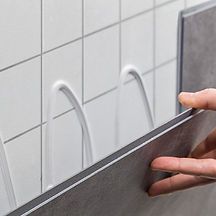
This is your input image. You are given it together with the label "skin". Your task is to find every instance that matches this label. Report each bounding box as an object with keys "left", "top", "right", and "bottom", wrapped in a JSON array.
[{"left": 148, "top": 88, "right": 216, "bottom": 197}]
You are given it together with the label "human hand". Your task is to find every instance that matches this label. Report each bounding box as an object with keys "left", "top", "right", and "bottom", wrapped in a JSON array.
[{"left": 148, "top": 88, "right": 216, "bottom": 197}]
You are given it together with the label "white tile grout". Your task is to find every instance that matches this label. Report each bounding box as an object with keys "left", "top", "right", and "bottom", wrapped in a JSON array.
[
  {"left": 0, "top": 54, "right": 41, "bottom": 73},
  {"left": 3, "top": 0, "right": 182, "bottom": 150},
  {"left": 40, "top": 0, "right": 43, "bottom": 194},
  {"left": 0, "top": 0, "right": 180, "bottom": 75},
  {"left": 153, "top": 0, "right": 156, "bottom": 124},
  {"left": 119, "top": 0, "right": 122, "bottom": 74},
  {"left": 81, "top": 0, "right": 85, "bottom": 169}
]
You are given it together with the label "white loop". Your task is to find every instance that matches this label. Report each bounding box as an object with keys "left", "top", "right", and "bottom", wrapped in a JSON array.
[
  {"left": 115, "top": 65, "right": 154, "bottom": 147},
  {"left": 43, "top": 80, "right": 94, "bottom": 192}
]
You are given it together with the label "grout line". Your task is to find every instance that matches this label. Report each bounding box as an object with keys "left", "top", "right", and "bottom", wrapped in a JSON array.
[
  {"left": 0, "top": 0, "right": 180, "bottom": 75},
  {"left": 156, "top": 57, "right": 177, "bottom": 69},
  {"left": 0, "top": 54, "right": 41, "bottom": 73},
  {"left": 121, "top": 7, "right": 154, "bottom": 23},
  {"left": 4, "top": 107, "right": 76, "bottom": 145},
  {"left": 40, "top": 0, "right": 43, "bottom": 194},
  {"left": 154, "top": 0, "right": 180, "bottom": 8},
  {"left": 52, "top": 107, "right": 75, "bottom": 120},
  {"left": 84, "top": 87, "right": 118, "bottom": 105},
  {"left": 81, "top": 0, "right": 85, "bottom": 169},
  {"left": 4, "top": 124, "right": 42, "bottom": 144},
  {"left": 121, "top": 0, "right": 179, "bottom": 23},
  {"left": 153, "top": 0, "right": 156, "bottom": 122},
  {"left": 84, "top": 22, "right": 120, "bottom": 38},
  {"left": 43, "top": 37, "right": 82, "bottom": 55},
  {"left": 119, "top": 0, "right": 122, "bottom": 75}
]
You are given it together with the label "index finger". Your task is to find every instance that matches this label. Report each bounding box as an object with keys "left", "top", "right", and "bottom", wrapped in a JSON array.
[
  {"left": 151, "top": 157, "right": 216, "bottom": 179},
  {"left": 178, "top": 88, "right": 216, "bottom": 110}
]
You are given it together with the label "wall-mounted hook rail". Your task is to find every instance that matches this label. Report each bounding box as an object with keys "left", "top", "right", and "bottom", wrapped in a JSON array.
[
  {"left": 0, "top": 135, "right": 17, "bottom": 210},
  {"left": 115, "top": 65, "right": 154, "bottom": 147},
  {"left": 43, "top": 80, "right": 94, "bottom": 192}
]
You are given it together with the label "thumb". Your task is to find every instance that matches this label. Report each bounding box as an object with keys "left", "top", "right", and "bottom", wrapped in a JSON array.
[{"left": 178, "top": 88, "right": 216, "bottom": 110}]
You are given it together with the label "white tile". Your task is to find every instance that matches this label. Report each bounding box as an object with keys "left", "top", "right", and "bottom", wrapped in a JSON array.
[
  {"left": 42, "top": 110, "right": 82, "bottom": 187},
  {"left": 43, "top": 0, "right": 82, "bottom": 51},
  {"left": 0, "top": 0, "right": 40, "bottom": 70},
  {"left": 43, "top": 41, "right": 82, "bottom": 122},
  {"left": 122, "top": 12, "right": 154, "bottom": 75},
  {"left": 155, "top": 61, "right": 177, "bottom": 126},
  {"left": 0, "top": 58, "right": 41, "bottom": 140},
  {"left": 121, "top": 0, "right": 153, "bottom": 19},
  {"left": 155, "top": 0, "right": 184, "bottom": 66},
  {"left": 5, "top": 128, "right": 41, "bottom": 206},
  {"left": 84, "top": 90, "right": 117, "bottom": 162},
  {"left": 118, "top": 72, "right": 154, "bottom": 147},
  {"left": 186, "top": 0, "right": 207, "bottom": 7},
  {"left": 84, "top": 0, "right": 119, "bottom": 34},
  {"left": 0, "top": 172, "right": 11, "bottom": 215},
  {"left": 84, "top": 26, "right": 119, "bottom": 102}
]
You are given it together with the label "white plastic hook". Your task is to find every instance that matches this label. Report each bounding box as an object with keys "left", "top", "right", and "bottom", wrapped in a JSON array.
[
  {"left": 0, "top": 135, "right": 17, "bottom": 209},
  {"left": 43, "top": 80, "right": 94, "bottom": 192},
  {"left": 115, "top": 65, "right": 154, "bottom": 147}
]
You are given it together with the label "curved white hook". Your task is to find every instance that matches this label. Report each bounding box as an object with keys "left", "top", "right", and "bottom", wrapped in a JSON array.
[
  {"left": 0, "top": 135, "right": 16, "bottom": 209},
  {"left": 43, "top": 80, "right": 94, "bottom": 192},
  {"left": 115, "top": 65, "right": 154, "bottom": 147}
]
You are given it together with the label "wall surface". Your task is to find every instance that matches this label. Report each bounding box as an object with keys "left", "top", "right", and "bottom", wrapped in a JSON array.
[{"left": 0, "top": 0, "right": 211, "bottom": 215}]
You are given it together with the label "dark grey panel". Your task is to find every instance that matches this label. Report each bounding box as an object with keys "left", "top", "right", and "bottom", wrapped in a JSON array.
[
  {"left": 7, "top": 110, "right": 216, "bottom": 216},
  {"left": 179, "top": 1, "right": 216, "bottom": 94}
]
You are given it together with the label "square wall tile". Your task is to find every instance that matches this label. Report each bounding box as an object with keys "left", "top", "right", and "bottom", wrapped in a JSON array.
[
  {"left": 42, "top": 110, "right": 82, "bottom": 187},
  {"left": 43, "top": 40, "right": 82, "bottom": 122},
  {"left": 84, "top": 26, "right": 119, "bottom": 102},
  {"left": 43, "top": 0, "right": 82, "bottom": 51},
  {"left": 186, "top": 0, "right": 208, "bottom": 7},
  {"left": 0, "top": 173, "right": 11, "bottom": 215},
  {"left": 155, "top": 61, "right": 177, "bottom": 126},
  {"left": 122, "top": 11, "right": 154, "bottom": 75},
  {"left": 84, "top": 90, "right": 117, "bottom": 162},
  {"left": 5, "top": 128, "right": 41, "bottom": 206},
  {"left": 121, "top": 0, "right": 153, "bottom": 19},
  {"left": 155, "top": 0, "right": 184, "bottom": 66},
  {"left": 0, "top": 58, "right": 41, "bottom": 140},
  {"left": 0, "top": 0, "right": 40, "bottom": 70},
  {"left": 118, "top": 72, "right": 154, "bottom": 147},
  {"left": 84, "top": 0, "right": 119, "bottom": 34}
]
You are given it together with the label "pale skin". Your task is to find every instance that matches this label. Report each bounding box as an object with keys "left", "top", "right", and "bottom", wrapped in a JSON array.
[{"left": 148, "top": 88, "right": 216, "bottom": 197}]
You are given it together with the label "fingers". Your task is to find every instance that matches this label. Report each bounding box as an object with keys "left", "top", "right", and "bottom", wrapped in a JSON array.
[
  {"left": 148, "top": 174, "right": 215, "bottom": 197},
  {"left": 151, "top": 157, "right": 216, "bottom": 179},
  {"left": 178, "top": 88, "right": 216, "bottom": 110},
  {"left": 191, "top": 129, "right": 216, "bottom": 158}
]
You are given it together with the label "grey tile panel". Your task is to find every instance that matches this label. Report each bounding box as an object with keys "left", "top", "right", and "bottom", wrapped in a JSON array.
[
  {"left": 7, "top": 109, "right": 216, "bottom": 216},
  {"left": 179, "top": 1, "right": 216, "bottom": 93}
]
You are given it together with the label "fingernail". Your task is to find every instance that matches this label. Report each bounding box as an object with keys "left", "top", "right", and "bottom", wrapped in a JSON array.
[{"left": 178, "top": 92, "right": 194, "bottom": 107}]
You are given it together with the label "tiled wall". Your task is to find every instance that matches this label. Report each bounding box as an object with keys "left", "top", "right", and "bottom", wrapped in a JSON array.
[{"left": 0, "top": 0, "right": 208, "bottom": 214}]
